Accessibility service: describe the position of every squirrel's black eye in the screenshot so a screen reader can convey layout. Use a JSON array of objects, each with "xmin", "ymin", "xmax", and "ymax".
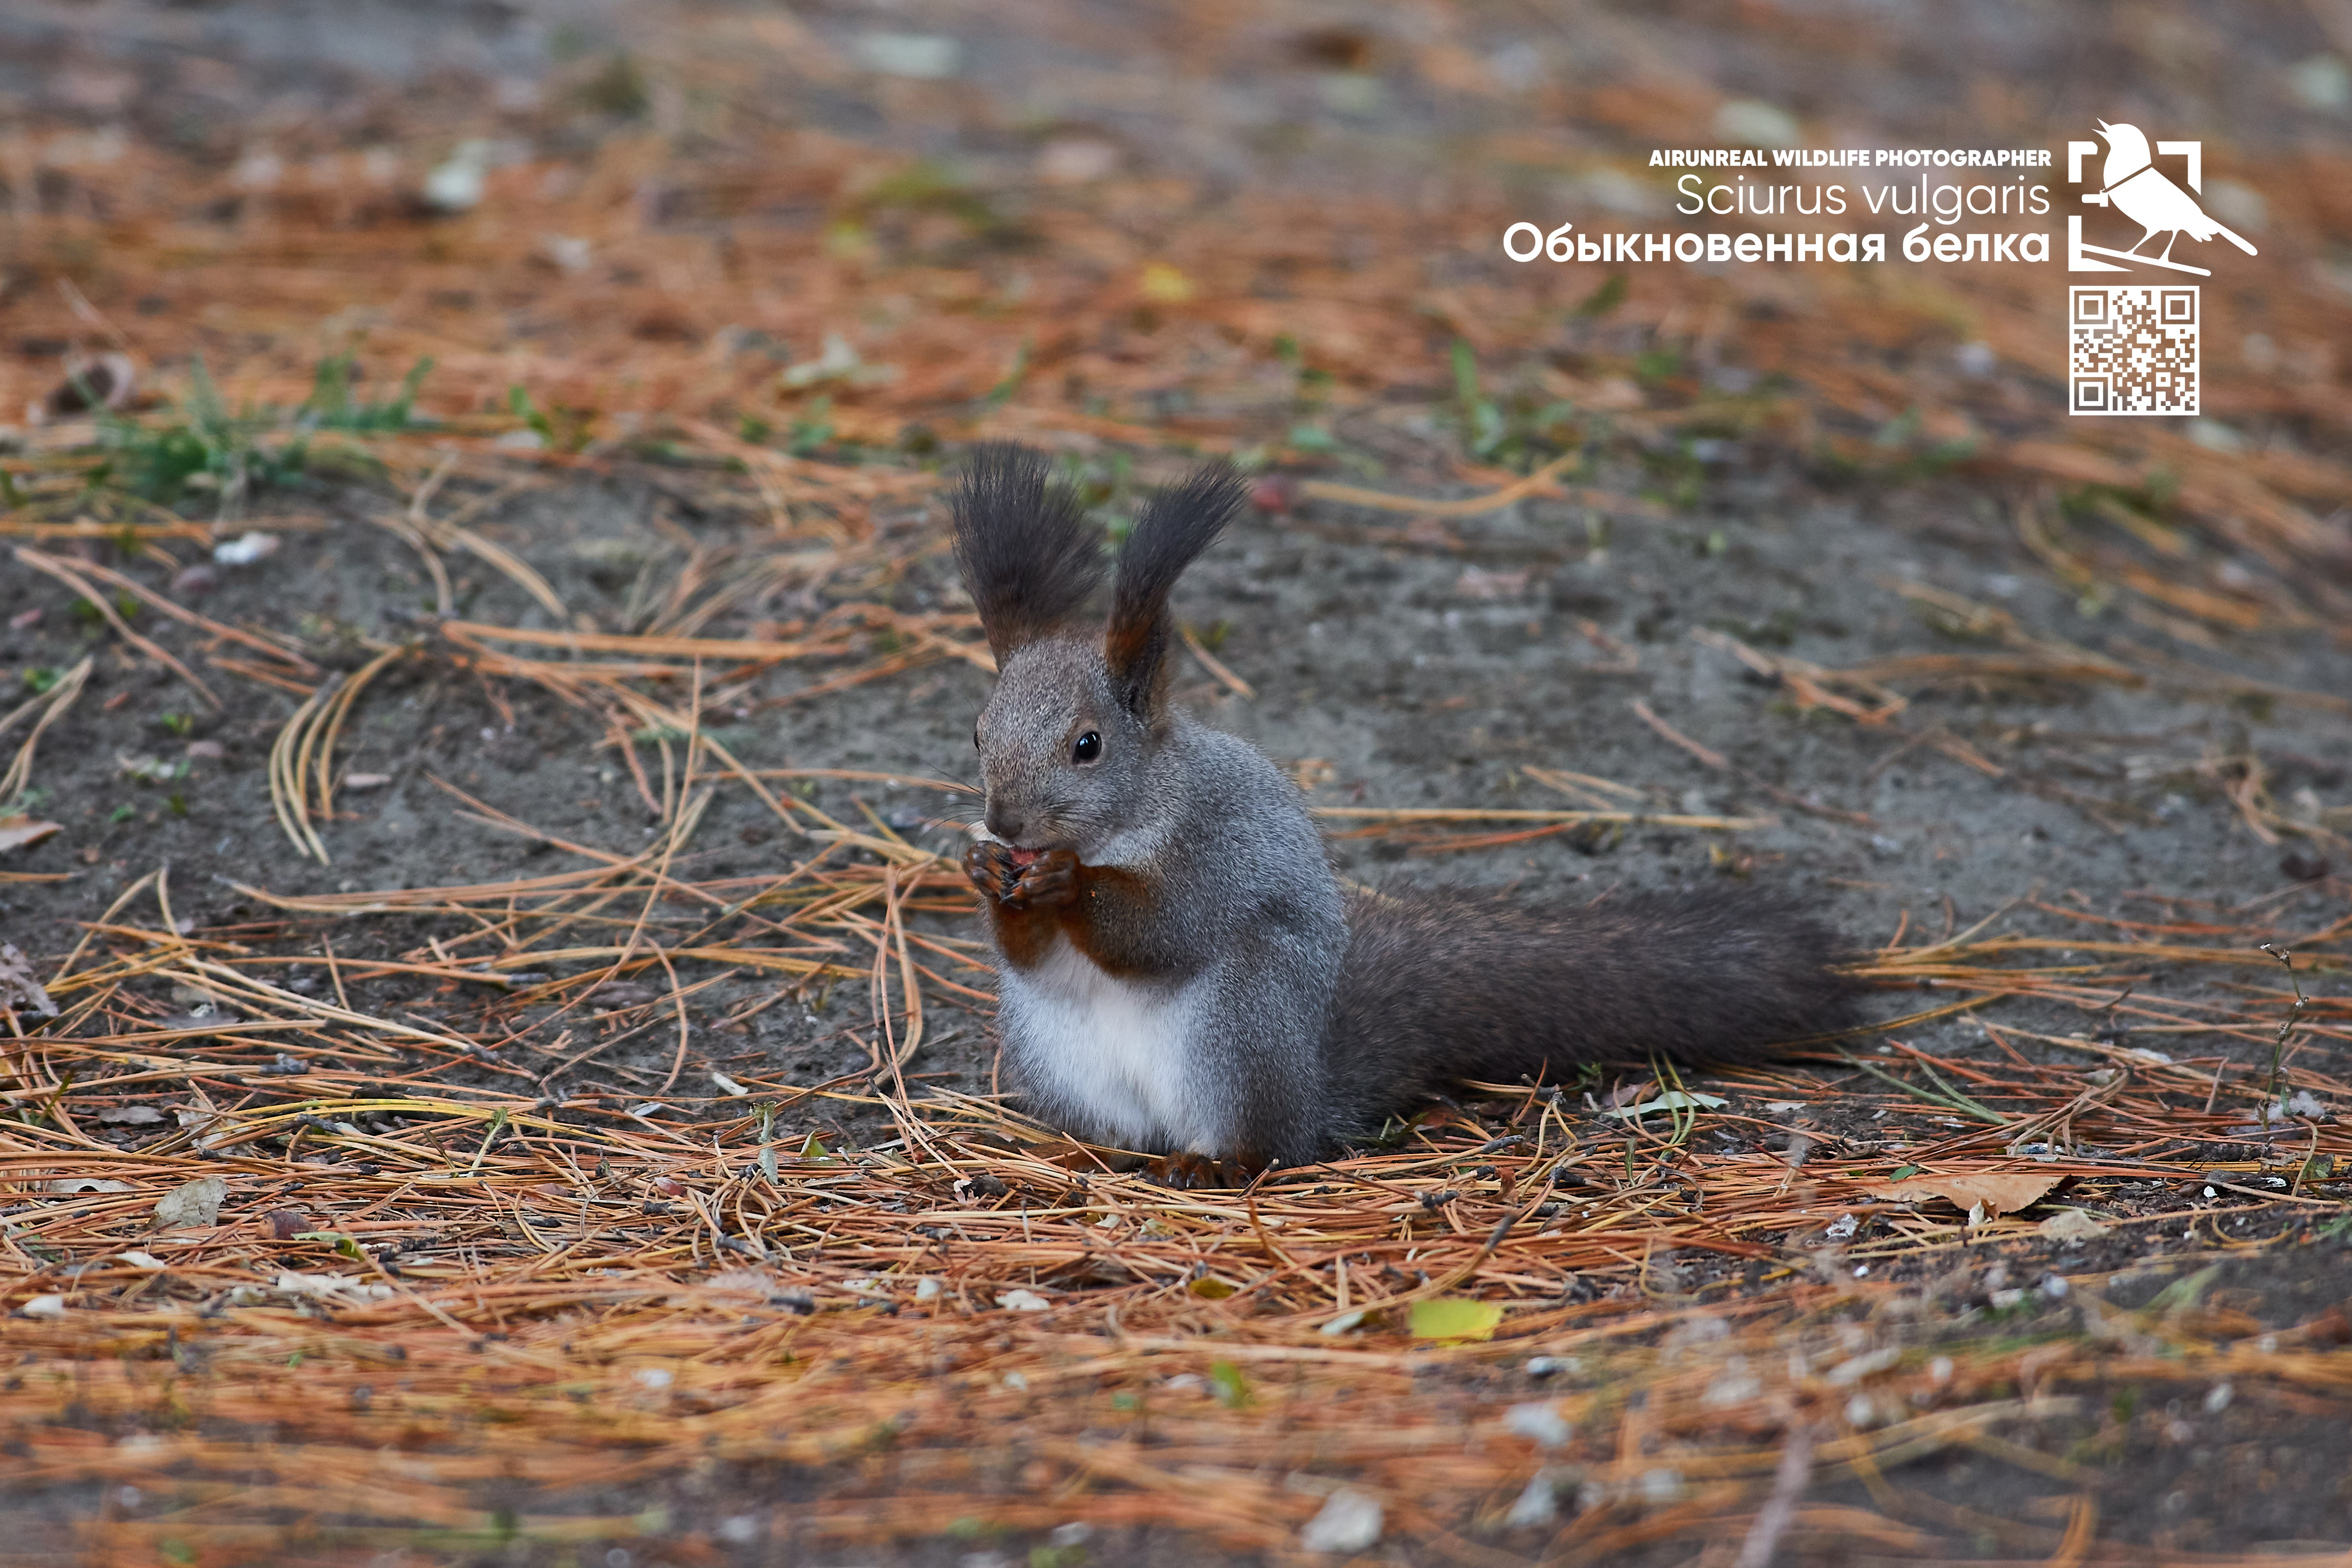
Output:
[
  {"xmin": 973, "ymin": 726, "xmax": 981, "ymax": 750},
  {"xmin": 1072, "ymin": 730, "xmax": 1102, "ymax": 764}
]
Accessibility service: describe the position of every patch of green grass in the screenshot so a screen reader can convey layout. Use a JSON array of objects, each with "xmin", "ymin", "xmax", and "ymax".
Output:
[
  {"xmin": 786, "ymin": 396, "xmax": 836, "ymax": 457},
  {"xmin": 120, "ymin": 755, "xmax": 189, "ymax": 787},
  {"xmin": 1448, "ymin": 338, "xmax": 1581, "ymax": 467},
  {"xmin": 63, "ymin": 590, "xmax": 139, "ymax": 624},
  {"xmin": 1577, "ymin": 271, "xmax": 1629, "ymax": 318},
  {"xmin": 1452, "ymin": 339, "xmax": 1506, "ymax": 458},
  {"xmin": 1050, "ymin": 450, "xmax": 1139, "ymax": 542},
  {"xmin": 1634, "ymin": 346, "xmax": 1684, "ymax": 385},
  {"xmin": 98, "ymin": 351, "xmax": 434, "ymax": 505},
  {"xmin": 985, "ymin": 339, "xmax": 1031, "ymax": 409},
  {"xmin": 1638, "ymin": 440, "xmax": 1707, "ymax": 509},
  {"xmin": 848, "ymin": 160, "xmax": 1027, "ymax": 248},
  {"xmin": 576, "ymin": 53, "xmax": 650, "ymax": 118},
  {"xmin": 507, "ymin": 383, "xmax": 597, "ymax": 455},
  {"xmin": 303, "ymin": 351, "xmax": 433, "ymax": 435}
]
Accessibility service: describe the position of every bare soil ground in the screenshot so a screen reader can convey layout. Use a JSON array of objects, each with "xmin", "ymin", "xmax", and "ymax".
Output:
[{"xmin": 3, "ymin": 3, "xmax": 2350, "ymax": 1564}]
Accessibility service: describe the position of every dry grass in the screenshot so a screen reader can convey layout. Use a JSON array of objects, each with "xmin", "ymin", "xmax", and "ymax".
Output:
[
  {"xmin": 4, "ymin": 13, "xmax": 2352, "ymax": 1561},
  {"xmin": 5, "ymin": 760, "xmax": 2348, "ymax": 1560}
]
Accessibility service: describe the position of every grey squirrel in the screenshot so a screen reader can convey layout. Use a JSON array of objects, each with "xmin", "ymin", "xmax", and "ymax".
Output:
[{"xmin": 952, "ymin": 445, "xmax": 1858, "ymax": 1177}]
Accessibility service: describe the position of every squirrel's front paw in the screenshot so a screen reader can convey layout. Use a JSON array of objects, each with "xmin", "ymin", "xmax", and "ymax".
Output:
[
  {"xmin": 964, "ymin": 841, "xmax": 1019, "ymax": 904},
  {"xmin": 963, "ymin": 843, "xmax": 1078, "ymax": 910},
  {"xmin": 1006, "ymin": 847, "xmax": 1078, "ymax": 908}
]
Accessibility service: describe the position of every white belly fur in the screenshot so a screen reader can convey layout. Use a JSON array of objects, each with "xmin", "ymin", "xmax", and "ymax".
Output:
[{"xmin": 1000, "ymin": 935, "xmax": 1212, "ymax": 1152}]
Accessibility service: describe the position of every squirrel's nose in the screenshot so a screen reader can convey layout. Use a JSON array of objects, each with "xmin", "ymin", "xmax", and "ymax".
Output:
[{"xmin": 985, "ymin": 808, "xmax": 1025, "ymax": 842}]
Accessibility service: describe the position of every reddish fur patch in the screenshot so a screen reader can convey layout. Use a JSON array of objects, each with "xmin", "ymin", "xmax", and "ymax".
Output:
[
  {"xmin": 992, "ymin": 899, "xmax": 1058, "ymax": 969},
  {"xmin": 986, "ymin": 859, "xmax": 1159, "ymax": 979}
]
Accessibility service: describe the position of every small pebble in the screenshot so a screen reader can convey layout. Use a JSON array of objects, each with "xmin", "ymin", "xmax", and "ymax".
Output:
[
  {"xmin": 1299, "ymin": 1488, "xmax": 1382, "ymax": 1553},
  {"xmin": 1504, "ymin": 1401, "xmax": 1572, "ymax": 1448}
]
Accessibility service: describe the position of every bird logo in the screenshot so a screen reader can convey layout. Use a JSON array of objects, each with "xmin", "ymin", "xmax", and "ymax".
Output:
[{"xmin": 2071, "ymin": 121, "xmax": 2255, "ymax": 276}]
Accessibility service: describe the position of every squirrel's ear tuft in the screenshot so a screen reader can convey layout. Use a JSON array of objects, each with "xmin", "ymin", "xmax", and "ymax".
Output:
[
  {"xmin": 1105, "ymin": 461, "xmax": 1248, "ymax": 719},
  {"xmin": 951, "ymin": 444, "xmax": 1106, "ymax": 663}
]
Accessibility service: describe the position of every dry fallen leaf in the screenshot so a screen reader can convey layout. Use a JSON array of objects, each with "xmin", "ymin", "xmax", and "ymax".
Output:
[
  {"xmin": 1860, "ymin": 1170, "xmax": 2062, "ymax": 1219},
  {"xmin": 0, "ymin": 816, "xmax": 63, "ymax": 855},
  {"xmin": 701, "ymin": 1269, "xmax": 778, "ymax": 1304},
  {"xmin": 156, "ymin": 1175, "xmax": 229, "ymax": 1230},
  {"xmin": 0, "ymin": 941, "xmax": 58, "ymax": 1019},
  {"xmin": 32, "ymin": 351, "xmax": 136, "ymax": 422},
  {"xmin": 272, "ymin": 1271, "xmax": 393, "ymax": 1303},
  {"xmin": 2038, "ymin": 1208, "xmax": 2111, "ymax": 1243}
]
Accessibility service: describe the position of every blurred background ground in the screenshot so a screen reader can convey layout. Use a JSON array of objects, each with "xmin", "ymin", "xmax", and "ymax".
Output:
[{"xmin": 2, "ymin": 2, "xmax": 2350, "ymax": 1564}]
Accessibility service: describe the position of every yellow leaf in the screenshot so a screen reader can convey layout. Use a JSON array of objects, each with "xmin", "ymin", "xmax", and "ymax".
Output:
[
  {"xmin": 1139, "ymin": 262, "xmax": 1195, "ymax": 304},
  {"xmin": 1409, "ymin": 1296, "xmax": 1503, "ymax": 1342}
]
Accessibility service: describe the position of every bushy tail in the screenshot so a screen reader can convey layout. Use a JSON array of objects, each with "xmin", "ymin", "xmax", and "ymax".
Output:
[{"xmin": 1323, "ymin": 884, "xmax": 1860, "ymax": 1133}]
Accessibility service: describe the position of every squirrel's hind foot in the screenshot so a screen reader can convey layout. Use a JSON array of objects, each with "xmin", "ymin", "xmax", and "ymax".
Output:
[{"xmin": 1156, "ymin": 1151, "xmax": 1264, "ymax": 1190}]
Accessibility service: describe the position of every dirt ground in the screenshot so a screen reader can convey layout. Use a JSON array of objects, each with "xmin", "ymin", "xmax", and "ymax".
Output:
[
  {"xmin": 4, "ymin": 2, "xmax": 2351, "ymax": 1564},
  {"xmin": 6, "ymin": 425, "xmax": 2346, "ymax": 1110}
]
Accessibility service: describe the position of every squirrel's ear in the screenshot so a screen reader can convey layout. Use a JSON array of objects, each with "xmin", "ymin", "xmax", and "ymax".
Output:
[
  {"xmin": 951, "ymin": 444, "xmax": 1105, "ymax": 663},
  {"xmin": 1105, "ymin": 461, "xmax": 1248, "ymax": 719}
]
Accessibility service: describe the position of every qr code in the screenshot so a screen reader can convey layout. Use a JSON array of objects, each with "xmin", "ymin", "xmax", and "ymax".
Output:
[{"xmin": 2069, "ymin": 286, "xmax": 2198, "ymax": 416}]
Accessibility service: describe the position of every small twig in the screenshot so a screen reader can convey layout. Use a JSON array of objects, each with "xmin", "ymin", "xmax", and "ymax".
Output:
[
  {"xmin": 1838, "ymin": 1051, "xmax": 2010, "ymax": 1125},
  {"xmin": 1315, "ymin": 805, "xmax": 1777, "ymax": 831},
  {"xmin": 1629, "ymin": 697, "xmax": 1872, "ymax": 826},
  {"xmin": 1629, "ymin": 697, "xmax": 1728, "ymax": 769},
  {"xmin": 1297, "ymin": 450, "xmax": 1582, "ymax": 518},
  {"xmin": 2256, "ymin": 943, "xmax": 2307, "ymax": 1140},
  {"xmin": 1732, "ymin": 1423, "xmax": 1819, "ymax": 1568},
  {"xmin": 13, "ymin": 547, "xmax": 221, "ymax": 708},
  {"xmin": 0, "ymin": 654, "xmax": 93, "ymax": 804},
  {"xmin": 1179, "ymin": 624, "xmax": 1255, "ymax": 701}
]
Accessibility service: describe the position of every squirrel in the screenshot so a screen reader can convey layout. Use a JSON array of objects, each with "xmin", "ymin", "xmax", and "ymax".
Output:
[{"xmin": 951, "ymin": 444, "xmax": 1859, "ymax": 1180}]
